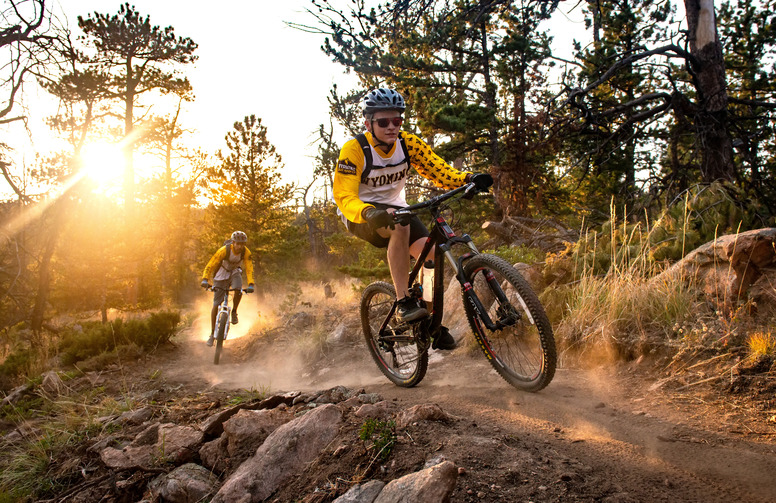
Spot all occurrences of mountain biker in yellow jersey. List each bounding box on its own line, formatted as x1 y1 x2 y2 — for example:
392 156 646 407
333 88 493 350
200 231 255 346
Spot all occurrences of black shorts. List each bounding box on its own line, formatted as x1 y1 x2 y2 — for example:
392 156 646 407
346 202 429 248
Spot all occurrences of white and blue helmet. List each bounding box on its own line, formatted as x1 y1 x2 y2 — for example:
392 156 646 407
363 88 406 116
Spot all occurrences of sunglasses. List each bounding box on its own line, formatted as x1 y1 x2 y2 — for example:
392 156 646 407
374 117 403 128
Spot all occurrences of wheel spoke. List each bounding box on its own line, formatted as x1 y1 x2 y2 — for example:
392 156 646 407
464 255 556 392
361 282 428 387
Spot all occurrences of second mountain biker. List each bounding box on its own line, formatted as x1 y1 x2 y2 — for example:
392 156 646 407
201 231 255 346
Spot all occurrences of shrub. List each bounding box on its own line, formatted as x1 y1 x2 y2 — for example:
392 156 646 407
335 242 390 282
487 244 544 266
0 349 35 383
359 418 396 461
58 311 181 367
547 183 760 285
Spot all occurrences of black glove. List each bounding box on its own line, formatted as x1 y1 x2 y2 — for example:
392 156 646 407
469 173 494 190
200 279 210 289
362 206 395 230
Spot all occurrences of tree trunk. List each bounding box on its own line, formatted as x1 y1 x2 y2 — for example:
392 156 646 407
31 228 60 334
124 63 139 305
684 0 735 182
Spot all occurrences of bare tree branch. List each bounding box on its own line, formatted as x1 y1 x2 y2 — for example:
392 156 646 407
0 160 31 202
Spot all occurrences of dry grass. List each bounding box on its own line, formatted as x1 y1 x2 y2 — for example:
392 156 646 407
748 331 776 357
552 205 734 365
555 270 701 364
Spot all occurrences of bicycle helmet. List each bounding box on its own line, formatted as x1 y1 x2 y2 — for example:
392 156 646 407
363 88 406 116
231 231 248 243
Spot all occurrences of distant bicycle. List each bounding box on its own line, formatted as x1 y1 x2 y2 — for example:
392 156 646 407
360 181 556 392
206 286 250 365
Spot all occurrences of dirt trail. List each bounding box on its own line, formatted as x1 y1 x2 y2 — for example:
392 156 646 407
153 317 776 503
370 359 776 503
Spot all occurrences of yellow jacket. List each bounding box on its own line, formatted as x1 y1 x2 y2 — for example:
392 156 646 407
202 245 255 284
333 131 468 223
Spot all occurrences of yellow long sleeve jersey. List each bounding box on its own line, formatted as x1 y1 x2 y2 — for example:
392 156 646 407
202 245 255 284
333 131 468 224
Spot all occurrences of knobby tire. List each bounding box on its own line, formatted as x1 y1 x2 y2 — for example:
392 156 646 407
361 281 428 387
463 254 556 392
214 311 227 365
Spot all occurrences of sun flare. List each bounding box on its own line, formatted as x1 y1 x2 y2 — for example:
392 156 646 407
79 143 126 189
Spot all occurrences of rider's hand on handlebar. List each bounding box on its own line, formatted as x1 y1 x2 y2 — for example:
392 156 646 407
200 279 210 289
244 284 255 294
469 173 494 191
362 206 396 230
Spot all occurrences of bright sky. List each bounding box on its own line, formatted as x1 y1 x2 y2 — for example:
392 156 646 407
0 0 357 201
4 0 592 200
51 0 355 194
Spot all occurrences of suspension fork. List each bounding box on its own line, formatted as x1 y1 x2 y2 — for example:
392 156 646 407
433 230 501 332
214 294 231 338
438 235 506 331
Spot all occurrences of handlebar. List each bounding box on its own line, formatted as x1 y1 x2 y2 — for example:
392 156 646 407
205 285 252 293
392 182 482 223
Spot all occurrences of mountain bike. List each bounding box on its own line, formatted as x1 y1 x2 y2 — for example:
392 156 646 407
360 182 556 392
207 286 249 365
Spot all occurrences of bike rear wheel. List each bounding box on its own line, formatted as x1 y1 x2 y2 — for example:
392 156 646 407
463 254 556 392
214 311 228 365
361 281 428 387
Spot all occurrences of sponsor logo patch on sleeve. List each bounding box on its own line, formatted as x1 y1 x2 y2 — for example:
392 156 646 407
337 159 358 176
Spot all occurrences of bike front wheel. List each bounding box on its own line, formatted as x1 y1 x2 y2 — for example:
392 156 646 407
214 311 228 365
361 281 428 387
463 254 556 392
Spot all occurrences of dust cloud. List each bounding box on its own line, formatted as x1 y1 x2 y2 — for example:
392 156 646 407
166 281 385 394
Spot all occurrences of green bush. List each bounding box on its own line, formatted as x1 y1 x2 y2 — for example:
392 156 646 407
58 311 180 367
359 418 396 461
0 349 35 382
486 244 544 266
335 244 390 282
543 182 759 287
76 344 144 372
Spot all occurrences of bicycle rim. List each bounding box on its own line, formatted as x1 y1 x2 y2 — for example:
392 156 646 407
214 312 227 365
463 254 556 392
361 281 427 387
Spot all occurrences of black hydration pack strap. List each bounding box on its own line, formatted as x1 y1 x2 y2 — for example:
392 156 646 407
356 133 373 184
356 133 410 184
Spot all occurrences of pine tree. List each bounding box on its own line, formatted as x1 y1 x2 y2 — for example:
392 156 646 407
718 0 776 204
202 115 295 288
76 2 197 212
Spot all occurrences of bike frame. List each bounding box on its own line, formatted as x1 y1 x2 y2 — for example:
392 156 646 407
211 286 245 339
378 183 503 340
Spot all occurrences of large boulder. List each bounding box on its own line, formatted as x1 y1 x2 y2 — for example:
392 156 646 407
148 463 218 503
373 460 458 503
441 280 467 342
199 435 229 474
199 391 300 437
212 403 344 502
333 480 386 503
223 408 292 464
655 228 776 312
100 423 203 470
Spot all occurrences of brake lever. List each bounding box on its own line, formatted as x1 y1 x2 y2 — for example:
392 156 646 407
462 183 479 200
